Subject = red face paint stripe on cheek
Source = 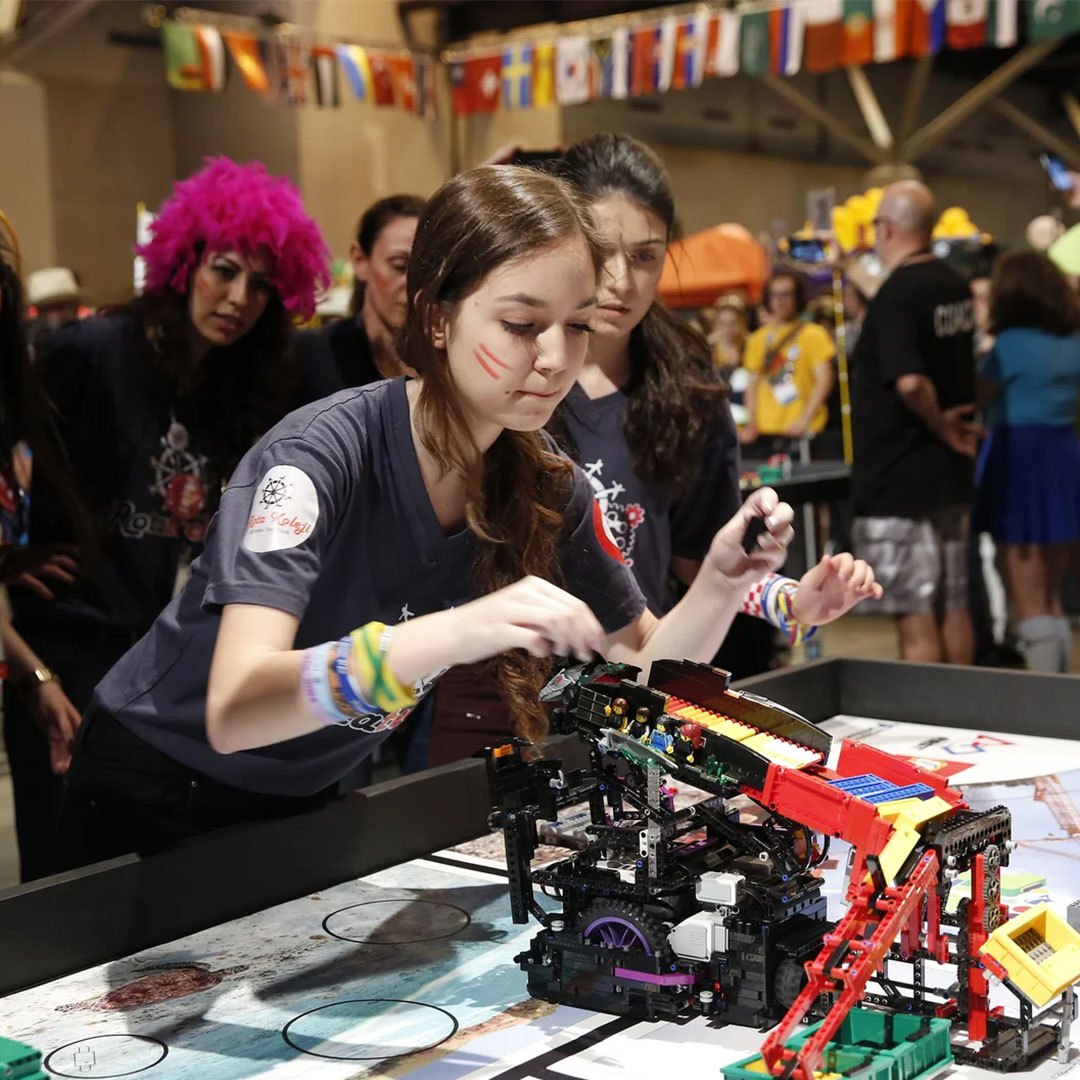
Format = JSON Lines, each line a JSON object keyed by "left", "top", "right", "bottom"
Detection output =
{"left": 474, "top": 349, "right": 500, "bottom": 380}
{"left": 478, "top": 343, "right": 511, "bottom": 369}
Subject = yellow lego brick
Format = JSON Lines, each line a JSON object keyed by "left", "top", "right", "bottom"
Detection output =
{"left": 875, "top": 795, "right": 953, "bottom": 828}
{"left": 739, "top": 1059, "right": 839, "bottom": 1080}
{"left": 981, "top": 907, "right": 1080, "bottom": 1007}
{"left": 875, "top": 820, "right": 921, "bottom": 887}
{"left": 710, "top": 717, "right": 758, "bottom": 741}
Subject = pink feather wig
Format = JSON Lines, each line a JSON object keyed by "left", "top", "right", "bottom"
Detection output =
{"left": 137, "top": 156, "right": 331, "bottom": 321}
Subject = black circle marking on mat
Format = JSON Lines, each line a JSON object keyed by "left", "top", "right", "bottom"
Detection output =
{"left": 44, "top": 1034, "right": 169, "bottom": 1078}
{"left": 321, "top": 898, "right": 471, "bottom": 944}
{"left": 281, "top": 997, "right": 459, "bottom": 1061}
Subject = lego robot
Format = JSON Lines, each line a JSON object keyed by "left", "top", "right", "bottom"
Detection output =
{"left": 482, "top": 659, "right": 1080, "bottom": 1080}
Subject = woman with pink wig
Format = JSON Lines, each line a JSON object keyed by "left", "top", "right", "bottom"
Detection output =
{"left": 5, "top": 156, "right": 329, "bottom": 880}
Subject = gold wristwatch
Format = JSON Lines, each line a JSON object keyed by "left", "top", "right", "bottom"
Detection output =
{"left": 17, "top": 666, "right": 59, "bottom": 696}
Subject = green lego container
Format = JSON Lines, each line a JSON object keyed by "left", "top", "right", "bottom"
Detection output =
{"left": 0, "top": 1034, "right": 48, "bottom": 1080}
{"left": 724, "top": 1009, "right": 953, "bottom": 1080}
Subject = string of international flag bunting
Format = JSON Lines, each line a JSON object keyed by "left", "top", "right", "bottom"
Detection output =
{"left": 161, "top": 0, "right": 1080, "bottom": 119}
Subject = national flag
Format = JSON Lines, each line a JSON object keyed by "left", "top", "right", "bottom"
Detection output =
{"left": 654, "top": 16, "right": 678, "bottom": 93}
{"left": 450, "top": 52, "right": 501, "bottom": 115}
{"left": 589, "top": 35, "right": 612, "bottom": 98}
{"left": 196, "top": 26, "right": 225, "bottom": 91}
{"left": 387, "top": 55, "right": 417, "bottom": 111}
{"left": 310, "top": 45, "right": 339, "bottom": 107}
{"left": 769, "top": 4, "right": 805, "bottom": 76}
{"left": 268, "top": 37, "right": 308, "bottom": 105}
{"left": 987, "top": 0, "right": 1018, "bottom": 46}
{"left": 709, "top": 9, "right": 741, "bottom": 76}
{"left": 338, "top": 45, "right": 372, "bottom": 101}
{"left": 842, "top": 0, "right": 875, "bottom": 66}
{"left": 556, "top": 35, "right": 591, "bottom": 105}
{"left": 946, "top": 0, "right": 988, "bottom": 49}
{"left": 740, "top": 10, "right": 770, "bottom": 76}
{"left": 630, "top": 26, "right": 656, "bottom": 95}
{"left": 369, "top": 52, "right": 396, "bottom": 106}
{"left": 533, "top": 43, "right": 556, "bottom": 106}
{"left": 873, "top": 0, "right": 904, "bottom": 62}
{"left": 671, "top": 11, "right": 710, "bottom": 89}
{"left": 803, "top": 0, "right": 843, "bottom": 73}
{"left": 415, "top": 54, "right": 436, "bottom": 118}
{"left": 162, "top": 21, "right": 224, "bottom": 92}
{"left": 906, "top": 0, "right": 946, "bottom": 56}
{"left": 502, "top": 42, "right": 533, "bottom": 110}
{"left": 609, "top": 26, "right": 631, "bottom": 98}
{"left": 1029, "top": 0, "right": 1080, "bottom": 39}
{"left": 224, "top": 30, "right": 268, "bottom": 94}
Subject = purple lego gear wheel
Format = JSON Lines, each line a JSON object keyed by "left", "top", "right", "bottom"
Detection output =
{"left": 583, "top": 916, "right": 654, "bottom": 953}
{"left": 578, "top": 900, "right": 671, "bottom": 959}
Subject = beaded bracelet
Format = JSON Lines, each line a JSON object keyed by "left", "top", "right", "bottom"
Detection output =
{"left": 349, "top": 622, "right": 415, "bottom": 713}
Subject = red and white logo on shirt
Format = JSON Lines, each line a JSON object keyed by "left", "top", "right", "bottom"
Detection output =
{"left": 592, "top": 498, "right": 625, "bottom": 564}
{"left": 244, "top": 464, "right": 319, "bottom": 552}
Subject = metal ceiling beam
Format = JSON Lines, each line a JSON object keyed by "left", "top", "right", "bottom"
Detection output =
{"left": 0, "top": 0, "right": 21, "bottom": 40}
{"left": 901, "top": 37, "right": 1064, "bottom": 162}
{"left": 0, "top": 0, "right": 99, "bottom": 69}
{"left": 990, "top": 97, "right": 1080, "bottom": 171}
{"left": 896, "top": 54, "right": 933, "bottom": 150}
{"left": 757, "top": 74, "right": 888, "bottom": 165}
{"left": 1063, "top": 92, "right": 1080, "bottom": 143}
{"left": 846, "top": 65, "right": 893, "bottom": 151}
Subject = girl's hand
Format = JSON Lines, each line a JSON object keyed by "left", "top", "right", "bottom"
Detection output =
{"left": 705, "top": 488, "right": 795, "bottom": 590}
{"left": 792, "top": 553, "right": 882, "bottom": 626}
{"left": 387, "top": 577, "right": 608, "bottom": 689}
{"left": 26, "top": 680, "right": 82, "bottom": 774}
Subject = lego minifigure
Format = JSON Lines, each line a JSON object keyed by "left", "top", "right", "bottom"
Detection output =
{"left": 607, "top": 697, "right": 630, "bottom": 731}
{"left": 649, "top": 717, "right": 674, "bottom": 754}
{"left": 628, "top": 706, "right": 650, "bottom": 741}
{"left": 673, "top": 722, "right": 703, "bottom": 765}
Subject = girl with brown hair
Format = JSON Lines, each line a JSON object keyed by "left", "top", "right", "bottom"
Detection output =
{"left": 427, "top": 135, "right": 878, "bottom": 766}
{"left": 60, "top": 165, "right": 811, "bottom": 867}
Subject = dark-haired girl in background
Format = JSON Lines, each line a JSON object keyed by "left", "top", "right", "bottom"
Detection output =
{"left": 6, "top": 157, "right": 329, "bottom": 878}
{"left": 975, "top": 250, "right": 1080, "bottom": 672}
{"left": 295, "top": 193, "right": 426, "bottom": 403}
{"left": 427, "top": 134, "right": 878, "bottom": 766}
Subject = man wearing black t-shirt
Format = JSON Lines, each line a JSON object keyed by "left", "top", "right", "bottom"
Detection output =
{"left": 852, "top": 180, "right": 979, "bottom": 664}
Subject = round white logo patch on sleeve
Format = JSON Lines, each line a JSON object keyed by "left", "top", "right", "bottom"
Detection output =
{"left": 243, "top": 464, "right": 319, "bottom": 552}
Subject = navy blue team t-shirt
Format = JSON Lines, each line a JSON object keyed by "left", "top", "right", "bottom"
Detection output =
{"left": 93, "top": 378, "right": 646, "bottom": 797}
{"left": 557, "top": 384, "right": 741, "bottom": 613}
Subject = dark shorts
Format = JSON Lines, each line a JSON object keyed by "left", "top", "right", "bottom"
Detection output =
{"left": 853, "top": 507, "right": 969, "bottom": 615}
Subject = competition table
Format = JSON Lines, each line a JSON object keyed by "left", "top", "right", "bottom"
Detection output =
{"left": 1, "top": 659, "right": 1077, "bottom": 1080}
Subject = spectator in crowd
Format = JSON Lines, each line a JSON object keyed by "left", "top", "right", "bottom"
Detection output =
{"left": 740, "top": 272, "right": 836, "bottom": 445}
{"left": 851, "top": 180, "right": 979, "bottom": 665}
{"left": 24, "top": 266, "right": 85, "bottom": 351}
{"left": 708, "top": 293, "right": 748, "bottom": 378}
{"left": 1, "top": 226, "right": 98, "bottom": 881}
{"left": 5, "top": 157, "right": 329, "bottom": 879}
{"left": 974, "top": 251, "right": 1080, "bottom": 672}
{"left": 294, "top": 194, "right": 425, "bottom": 403}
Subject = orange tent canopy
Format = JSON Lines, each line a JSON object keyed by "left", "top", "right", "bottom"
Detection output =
{"left": 659, "top": 223, "right": 769, "bottom": 309}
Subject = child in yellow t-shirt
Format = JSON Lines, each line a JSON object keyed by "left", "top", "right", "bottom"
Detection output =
{"left": 740, "top": 273, "right": 836, "bottom": 442}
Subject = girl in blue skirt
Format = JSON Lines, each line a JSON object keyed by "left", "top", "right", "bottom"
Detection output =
{"left": 975, "top": 250, "right": 1080, "bottom": 671}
